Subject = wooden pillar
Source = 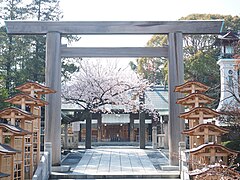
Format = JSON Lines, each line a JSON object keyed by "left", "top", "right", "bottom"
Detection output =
{"left": 129, "top": 113, "right": 134, "bottom": 142}
{"left": 97, "top": 114, "right": 102, "bottom": 142}
{"left": 168, "top": 32, "right": 184, "bottom": 166}
{"left": 64, "top": 124, "right": 68, "bottom": 149}
{"left": 204, "top": 128, "right": 209, "bottom": 143}
{"left": 85, "top": 112, "right": 92, "bottom": 149}
{"left": 0, "top": 129, "right": 2, "bottom": 144}
{"left": 45, "top": 31, "right": 61, "bottom": 165}
{"left": 139, "top": 92, "right": 145, "bottom": 149}
{"left": 139, "top": 111, "right": 145, "bottom": 149}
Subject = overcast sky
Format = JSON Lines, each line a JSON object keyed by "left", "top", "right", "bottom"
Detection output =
{"left": 60, "top": 0, "right": 240, "bottom": 21}
{"left": 59, "top": 0, "right": 240, "bottom": 67}
{"left": 59, "top": 0, "right": 240, "bottom": 47}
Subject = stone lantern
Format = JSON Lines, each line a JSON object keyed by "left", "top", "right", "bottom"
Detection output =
{"left": 215, "top": 29, "right": 239, "bottom": 58}
{"left": 216, "top": 30, "right": 240, "bottom": 111}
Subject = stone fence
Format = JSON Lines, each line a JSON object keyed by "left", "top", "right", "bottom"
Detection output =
{"left": 32, "top": 152, "right": 50, "bottom": 180}
{"left": 179, "top": 142, "right": 190, "bottom": 180}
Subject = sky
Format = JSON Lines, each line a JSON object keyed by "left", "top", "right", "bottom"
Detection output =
{"left": 60, "top": 0, "right": 240, "bottom": 21}
{"left": 59, "top": 0, "right": 240, "bottom": 67}
{"left": 59, "top": 0, "right": 240, "bottom": 47}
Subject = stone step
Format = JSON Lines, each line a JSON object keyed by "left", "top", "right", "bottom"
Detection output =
{"left": 50, "top": 179, "right": 180, "bottom": 180}
{"left": 50, "top": 172, "right": 180, "bottom": 179}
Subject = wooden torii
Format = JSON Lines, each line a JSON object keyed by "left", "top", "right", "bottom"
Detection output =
{"left": 5, "top": 20, "right": 224, "bottom": 166}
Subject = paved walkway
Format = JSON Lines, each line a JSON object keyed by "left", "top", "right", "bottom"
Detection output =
{"left": 74, "top": 148, "right": 163, "bottom": 175}
{"left": 51, "top": 148, "right": 180, "bottom": 179}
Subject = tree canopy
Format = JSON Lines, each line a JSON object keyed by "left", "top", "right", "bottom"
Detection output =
{"left": 62, "top": 59, "right": 149, "bottom": 113}
{"left": 0, "top": 0, "right": 79, "bottom": 107}
{"left": 130, "top": 14, "right": 240, "bottom": 108}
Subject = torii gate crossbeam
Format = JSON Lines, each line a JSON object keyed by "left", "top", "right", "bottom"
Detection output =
{"left": 5, "top": 20, "right": 223, "bottom": 166}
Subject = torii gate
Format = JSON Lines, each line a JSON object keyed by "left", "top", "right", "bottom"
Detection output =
{"left": 5, "top": 20, "right": 223, "bottom": 166}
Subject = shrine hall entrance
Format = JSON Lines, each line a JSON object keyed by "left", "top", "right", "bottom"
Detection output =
{"left": 101, "top": 124, "right": 129, "bottom": 142}
{"left": 77, "top": 115, "right": 153, "bottom": 145}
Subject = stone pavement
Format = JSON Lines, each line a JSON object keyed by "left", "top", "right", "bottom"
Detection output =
{"left": 50, "top": 148, "right": 180, "bottom": 179}
{"left": 74, "top": 149, "right": 158, "bottom": 175}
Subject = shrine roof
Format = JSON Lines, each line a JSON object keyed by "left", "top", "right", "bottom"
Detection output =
{"left": 182, "top": 123, "right": 229, "bottom": 135}
{"left": 0, "top": 123, "right": 31, "bottom": 135}
{"left": 176, "top": 93, "right": 215, "bottom": 105}
{"left": 0, "top": 143, "right": 19, "bottom": 155}
{"left": 15, "top": 82, "right": 56, "bottom": 95}
{"left": 5, "top": 93, "right": 48, "bottom": 106}
{"left": 174, "top": 81, "right": 209, "bottom": 94}
{"left": 186, "top": 142, "right": 239, "bottom": 155}
{"left": 179, "top": 107, "right": 220, "bottom": 120}
{"left": 0, "top": 107, "right": 37, "bottom": 119}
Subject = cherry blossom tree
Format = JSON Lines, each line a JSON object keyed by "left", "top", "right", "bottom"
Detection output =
{"left": 61, "top": 59, "right": 150, "bottom": 113}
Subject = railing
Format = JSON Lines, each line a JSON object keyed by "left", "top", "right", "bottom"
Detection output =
{"left": 32, "top": 152, "right": 50, "bottom": 180}
{"left": 32, "top": 142, "right": 52, "bottom": 180}
{"left": 179, "top": 142, "right": 190, "bottom": 180}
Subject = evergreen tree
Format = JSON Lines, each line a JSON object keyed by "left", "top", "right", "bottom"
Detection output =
{"left": 0, "top": 0, "right": 30, "bottom": 94}
{"left": 130, "top": 14, "right": 240, "bottom": 107}
{"left": 0, "top": 0, "right": 79, "bottom": 101}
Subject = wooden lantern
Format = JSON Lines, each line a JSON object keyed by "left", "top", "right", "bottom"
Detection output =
{"left": 5, "top": 94, "right": 48, "bottom": 168}
{"left": 176, "top": 81, "right": 240, "bottom": 178}
{"left": 0, "top": 108, "right": 36, "bottom": 180}
{"left": 0, "top": 143, "right": 18, "bottom": 180}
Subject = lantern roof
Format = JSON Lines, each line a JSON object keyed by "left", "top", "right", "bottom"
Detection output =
{"left": 0, "top": 172, "right": 10, "bottom": 178}
{"left": 215, "top": 30, "right": 239, "bottom": 45}
{"left": 0, "top": 123, "right": 31, "bottom": 135}
{"left": 182, "top": 122, "right": 229, "bottom": 135}
{"left": 176, "top": 93, "right": 215, "bottom": 106}
{"left": 0, "top": 143, "right": 19, "bottom": 155}
{"left": 5, "top": 93, "right": 48, "bottom": 106}
{"left": 175, "top": 81, "right": 209, "bottom": 94}
{"left": 179, "top": 107, "right": 220, "bottom": 120}
{"left": 0, "top": 107, "right": 37, "bottom": 120}
{"left": 15, "top": 82, "right": 56, "bottom": 95}
{"left": 186, "top": 142, "right": 239, "bottom": 156}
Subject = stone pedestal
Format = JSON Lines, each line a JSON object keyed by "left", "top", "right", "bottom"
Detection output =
{"left": 217, "top": 59, "right": 239, "bottom": 111}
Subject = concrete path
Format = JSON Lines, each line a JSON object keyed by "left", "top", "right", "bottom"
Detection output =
{"left": 74, "top": 149, "right": 159, "bottom": 175}
{"left": 50, "top": 148, "right": 180, "bottom": 179}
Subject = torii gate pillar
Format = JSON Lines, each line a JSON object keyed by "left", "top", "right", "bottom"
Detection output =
{"left": 45, "top": 32, "right": 62, "bottom": 165}
{"left": 168, "top": 32, "right": 185, "bottom": 165}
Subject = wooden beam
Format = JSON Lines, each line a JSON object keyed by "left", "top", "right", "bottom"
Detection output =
{"left": 61, "top": 47, "right": 168, "bottom": 58}
{"left": 5, "top": 20, "right": 224, "bottom": 35}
